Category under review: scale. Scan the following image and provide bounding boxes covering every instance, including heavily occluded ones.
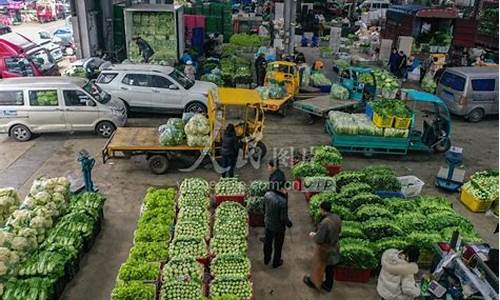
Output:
[436,146,465,192]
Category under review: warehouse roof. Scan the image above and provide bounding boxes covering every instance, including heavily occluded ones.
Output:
[387,5,458,19]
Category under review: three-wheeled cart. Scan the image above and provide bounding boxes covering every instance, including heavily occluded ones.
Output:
[102,88,267,174]
[293,95,358,118]
[325,89,452,155]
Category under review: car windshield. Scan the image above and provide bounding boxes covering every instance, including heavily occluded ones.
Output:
[440,71,466,92]
[28,49,55,73]
[168,69,194,89]
[83,81,111,104]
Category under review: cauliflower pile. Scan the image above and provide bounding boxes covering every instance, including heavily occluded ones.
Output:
[0,188,20,226]
[0,177,70,277]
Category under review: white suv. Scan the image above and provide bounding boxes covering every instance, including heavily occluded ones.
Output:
[96,64,216,114]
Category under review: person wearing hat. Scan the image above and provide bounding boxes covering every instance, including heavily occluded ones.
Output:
[184,60,196,81]
[132,36,154,63]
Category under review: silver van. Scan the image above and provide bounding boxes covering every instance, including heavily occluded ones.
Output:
[0,77,127,141]
[436,67,499,122]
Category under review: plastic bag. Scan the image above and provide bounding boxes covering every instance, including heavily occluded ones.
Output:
[330,84,350,100]
[159,124,186,146]
[256,87,269,100]
[185,114,210,136]
[187,135,211,147]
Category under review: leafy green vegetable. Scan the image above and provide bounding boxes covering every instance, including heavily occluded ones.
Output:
[341,221,366,239]
[339,238,377,269]
[210,275,253,299]
[373,237,409,258]
[383,198,417,214]
[129,242,169,262]
[335,171,367,188]
[163,256,203,282]
[248,180,268,197]
[340,183,373,198]
[312,145,342,165]
[169,236,206,259]
[355,204,392,221]
[406,232,442,250]
[245,196,264,215]
[118,260,159,281]
[161,280,203,300]
[211,254,251,277]
[215,178,247,196]
[363,219,403,241]
[291,162,327,179]
[395,212,427,234]
[303,176,336,193]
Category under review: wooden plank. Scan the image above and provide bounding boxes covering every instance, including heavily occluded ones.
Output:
[107,128,204,152]
[293,96,357,116]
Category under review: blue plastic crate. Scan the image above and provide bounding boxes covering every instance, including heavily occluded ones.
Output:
[375,191,405,198]
[365,103,374,119]
[317,85,331,93]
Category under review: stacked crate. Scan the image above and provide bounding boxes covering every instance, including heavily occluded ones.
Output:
[185,2,233,42]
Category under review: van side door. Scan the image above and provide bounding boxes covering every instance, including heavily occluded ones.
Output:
[470,78,498,115]
[62,89,99,131]
[27,89,67,132]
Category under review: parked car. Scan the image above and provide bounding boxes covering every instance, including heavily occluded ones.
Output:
[357,0,391,22]
[0,77,127,142]
[436,66,499,122]
[0,32,60,78]
[96,64,217,114]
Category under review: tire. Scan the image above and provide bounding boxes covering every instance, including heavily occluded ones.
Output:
[185,102,207,114]
[466,108,484,123]
[149,155,169,174]
[10,124,32,142]
[250,141,267,161]
[434,137,451,153]
[95,121,116,138]
[121,100,130,116]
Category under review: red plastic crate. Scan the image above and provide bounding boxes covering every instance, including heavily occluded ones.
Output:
[304,192,317,202]
[325,164,342,176]
[249,212,265,227]
[215,195,245,205]
[334,266,372,283]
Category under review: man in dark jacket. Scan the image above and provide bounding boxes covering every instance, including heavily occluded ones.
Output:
[388,48,399,75]
[255,53,267,87]
[268,159,286,191]
[220,124,239,177]
[263,185,292,268]
[304,201,341,292]
[133,36,154,63]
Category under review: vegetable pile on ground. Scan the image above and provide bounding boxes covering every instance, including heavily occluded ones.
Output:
[246,180,267,215]
[215,178,247,196]
[220,56,252,85]
[312,145,342,166]
[462,170,499,202]
[0,188,20,226]
[229,33,269,48]
[2,175,105,300]
[256,80,287,100]
[111,188,175,300]
[161,178,208,300]
[371,99,412,119]
[421,76,436,93]
[184,114,211,147]
[210,201,253,299]
[291,161,327,179]
[308,166,482,270]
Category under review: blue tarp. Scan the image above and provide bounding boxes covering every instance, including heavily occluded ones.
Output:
[407,89,443,104]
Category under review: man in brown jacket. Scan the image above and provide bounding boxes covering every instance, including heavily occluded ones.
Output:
[303,201,341,292]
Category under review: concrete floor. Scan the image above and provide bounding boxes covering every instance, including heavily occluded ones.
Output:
[0,107,497,300]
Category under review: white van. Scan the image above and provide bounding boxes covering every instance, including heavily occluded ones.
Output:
[358,0,391,20]
[0,77,127,141]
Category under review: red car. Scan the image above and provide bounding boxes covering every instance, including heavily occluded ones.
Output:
[0,32,59,78]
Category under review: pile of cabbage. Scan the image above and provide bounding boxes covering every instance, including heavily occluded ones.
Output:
[159,118,186,146]
[328,111,409,138]
[257,81,287,100]
[0,189,20,227]
[372,69,400,98]
[128,12,177,63]
[421,76,436,93]
[330,84,350,100]
[310,73,332,86]
[184,114,211,147]
[0,177,70,278]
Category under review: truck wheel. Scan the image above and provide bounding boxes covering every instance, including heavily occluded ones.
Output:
[10,124,32,142]
[185,102,207,114]
[433,137,451,153]
[96,121,116,138]
[466,108,484,123]
[149,155,169,174]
